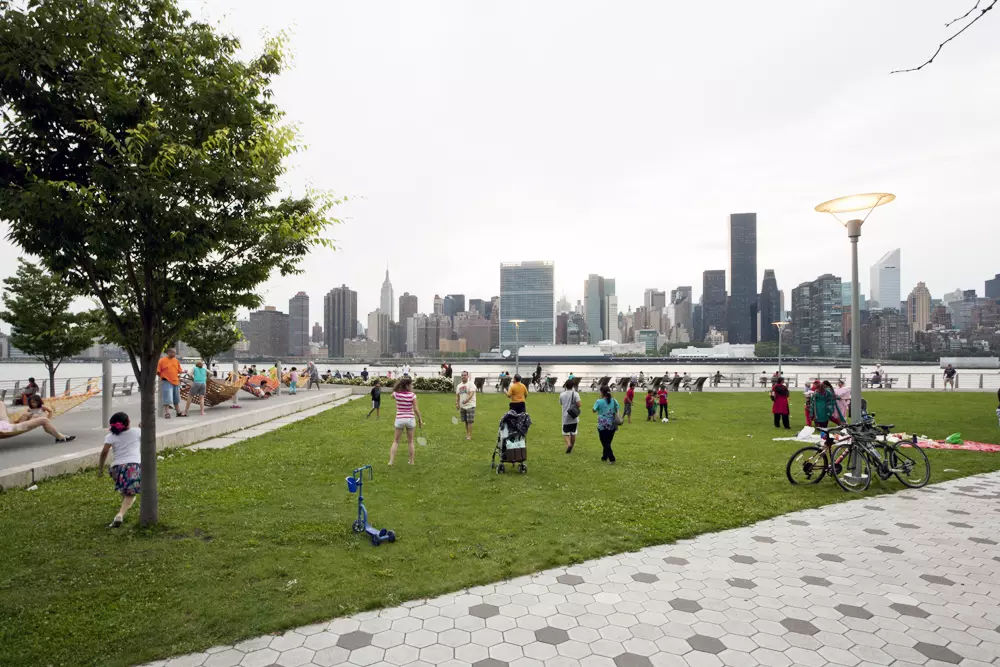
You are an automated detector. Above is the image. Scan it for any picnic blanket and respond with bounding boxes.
[773,428,1000,453]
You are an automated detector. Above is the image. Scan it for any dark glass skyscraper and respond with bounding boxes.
[727,213,757,344]
[758,270,781,342]
[323,285,357,358]
[702,270,727,340]
[500,261,555,346]
[288,292,310,356]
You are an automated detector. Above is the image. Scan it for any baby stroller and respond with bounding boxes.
[492,409,531,474]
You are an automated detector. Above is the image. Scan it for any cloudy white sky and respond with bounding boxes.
[2,1,998,330]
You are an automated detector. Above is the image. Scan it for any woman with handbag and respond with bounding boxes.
[592,384,622,464]
[559,379,582,454]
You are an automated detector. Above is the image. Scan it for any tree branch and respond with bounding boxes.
[946,0,981,27]
[891,0,996,73]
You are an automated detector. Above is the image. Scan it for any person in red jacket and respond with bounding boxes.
[645,389,656,421]
[771,377,790,429]
[624,382,636,424]
[656,386,669,421]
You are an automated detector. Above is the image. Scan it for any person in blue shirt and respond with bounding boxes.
[592,385,621,464]
[182,360,209,416]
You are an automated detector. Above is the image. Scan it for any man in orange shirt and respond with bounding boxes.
[156,348,184,419]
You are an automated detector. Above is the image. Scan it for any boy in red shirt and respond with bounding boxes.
[624,382,636,424]
[656,386,669,422]
[645,389,656,421]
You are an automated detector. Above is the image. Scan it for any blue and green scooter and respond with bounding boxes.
[346,465,396,547]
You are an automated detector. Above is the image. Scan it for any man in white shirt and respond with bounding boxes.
[402,363,411,377]
[455,370,477,440]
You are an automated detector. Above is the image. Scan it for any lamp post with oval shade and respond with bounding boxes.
[814,193,895,425]
[508,319,526,376]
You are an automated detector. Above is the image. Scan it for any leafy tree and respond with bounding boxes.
[754,341,800,358]
[0,260,99,397]
[0,0,340,525]
[182,311,243,367]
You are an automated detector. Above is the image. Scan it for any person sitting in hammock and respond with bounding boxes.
[0,400,75,442]
[14,394,53,422]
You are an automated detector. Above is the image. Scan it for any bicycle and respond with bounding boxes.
[829,420,930,492]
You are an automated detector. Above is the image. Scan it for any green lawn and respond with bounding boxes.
[1,391,998,667]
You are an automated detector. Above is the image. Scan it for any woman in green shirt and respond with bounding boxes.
[182,360,210,416]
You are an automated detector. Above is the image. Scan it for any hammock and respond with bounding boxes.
[0,383,99,440]
[179,375,247,408]
[242,374,278,399]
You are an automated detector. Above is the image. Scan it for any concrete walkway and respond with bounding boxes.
[141,473,1000,667]
[0,387,354,489]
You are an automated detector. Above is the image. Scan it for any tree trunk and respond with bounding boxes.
[138,358,158,526]
[47,363,56,398]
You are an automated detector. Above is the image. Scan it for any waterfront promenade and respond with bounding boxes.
[0,386,355,490]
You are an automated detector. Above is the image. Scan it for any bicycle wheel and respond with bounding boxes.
[786,446,828,485]
[831,444,871,492]
[889,443,931,488]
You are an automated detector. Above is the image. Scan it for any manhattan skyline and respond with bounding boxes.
[1,1,997,331]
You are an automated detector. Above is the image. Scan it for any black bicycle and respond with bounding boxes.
[829,421,930,492]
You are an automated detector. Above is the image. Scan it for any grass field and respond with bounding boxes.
[1,390,998,667]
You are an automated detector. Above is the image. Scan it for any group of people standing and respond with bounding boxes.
[769,376,850,430]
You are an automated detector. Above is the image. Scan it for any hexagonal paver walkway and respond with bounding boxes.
[138,472,1000,667]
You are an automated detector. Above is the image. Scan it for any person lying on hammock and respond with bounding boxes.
[0,400,75,442]
[13,394,53,422]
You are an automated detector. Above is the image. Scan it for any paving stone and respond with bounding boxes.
[470,604,502,619]
[726,579,756,590]
[780,618,819,635]
[668,598,702,613]
[686,635,725,654]
[817,553,844,563]
[472,659,509,667]
[336,630,373,650]
[752,536,776,543]
[800,576,831,587]
[874,545,903,554]
[835,604,873,620]
[913,641,964,663]
[662,557,688,566]
[729,555,756,565]
[788,520,808,526]
[895,523,919,529]
[947,522,972,528]
[557,574,585,586]
[863,528,888,535]
[613,653,653,667]
[534,626,569,645]
[970,537,997,545]
[632,573,658,583]
[890,603,929,619]
[919,574,955,586]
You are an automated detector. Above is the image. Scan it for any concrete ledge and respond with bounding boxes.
[0,388,352,491]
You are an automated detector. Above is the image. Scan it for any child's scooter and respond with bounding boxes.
[346,465,396,547]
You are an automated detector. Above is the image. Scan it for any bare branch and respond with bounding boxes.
[946,0,981,28]
[891,0,996,73]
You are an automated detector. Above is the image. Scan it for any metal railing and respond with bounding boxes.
[0,375,138,406]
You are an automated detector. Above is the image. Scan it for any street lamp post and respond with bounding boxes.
[815,193,895,424]
[508,319,525,376]
[772,321,789,374]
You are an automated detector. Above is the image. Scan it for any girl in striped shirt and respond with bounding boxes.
[389,377,423,465]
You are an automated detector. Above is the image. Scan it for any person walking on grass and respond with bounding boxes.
[559,379,582,454]
[181,359,208,416]
[367,379,382,419]
[506,373,528,414]
[157,348,184,419]
[645,389,656,421]
[624,381,636,424]
[943,364,957,391]
[97,412,141,528]
[770,376,790,429]
[593,385,621,463]
[389,377,423,466]
[656,384,669,421]
[455,370,477,440]
[809,380,843,428]
[288,367,299,395]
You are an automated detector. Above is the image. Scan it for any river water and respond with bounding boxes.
[3,360,997,390]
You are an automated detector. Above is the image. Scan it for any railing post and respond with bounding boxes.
[907,374,911,389]
[955,374,959,389]
[931,374,935,389]
[274,360,281,396]
[65,378,71,395]
[980,374,984,389]
[101,355,112,428]
[231,360,241,409]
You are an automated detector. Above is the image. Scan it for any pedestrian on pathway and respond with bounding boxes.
[593,385,621,463]
[559,379,582,454]
[455,370,477,440]
[645,389,656,421]
[182,360,208,416]
[770,377,790,429]
[360,367,369,381]
[0,400,74,441]
[367,380,381,419]
[211,362,219,378]
[97,412,141,528]
[288,367,299,395]
[810,380,843,428]
[506,374,528,414]
[943,364,957,391]
[389,377,423,466]
[306,361,322,390]
[20,377,39,405]
[624,381,636,424]
[656,385,669,421]
[157,348,184,419]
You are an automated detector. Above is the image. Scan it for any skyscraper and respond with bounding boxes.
[790,275,845,356]
[248,306,290,358]
[367,310,390,356]
[583,274,616,343]
[500,261,555,347]
[323,285,357,358]
[986,274,1000,300]
[870,248,901,310]
[311,322,323,344]
[668,287,693,337]
[605,294,619,342]
[906,282,932,339]
[380,269,395,322]
[469,298,487,316]
[644,289,667,311]
[288,292,309,356]
[727,213,757,344]
[433,295,443,315]
[702,270,727,341]
[399,292,418,325]
[758,270,781,342]
[443,294,466,318]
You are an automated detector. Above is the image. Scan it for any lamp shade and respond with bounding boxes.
[815,193,895,214]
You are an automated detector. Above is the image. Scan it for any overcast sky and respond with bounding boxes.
[2,1,998,331]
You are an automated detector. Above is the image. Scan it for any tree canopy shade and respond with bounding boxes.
[182,311,243,366]
[0,0,341,524]
[0,259,99,397]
